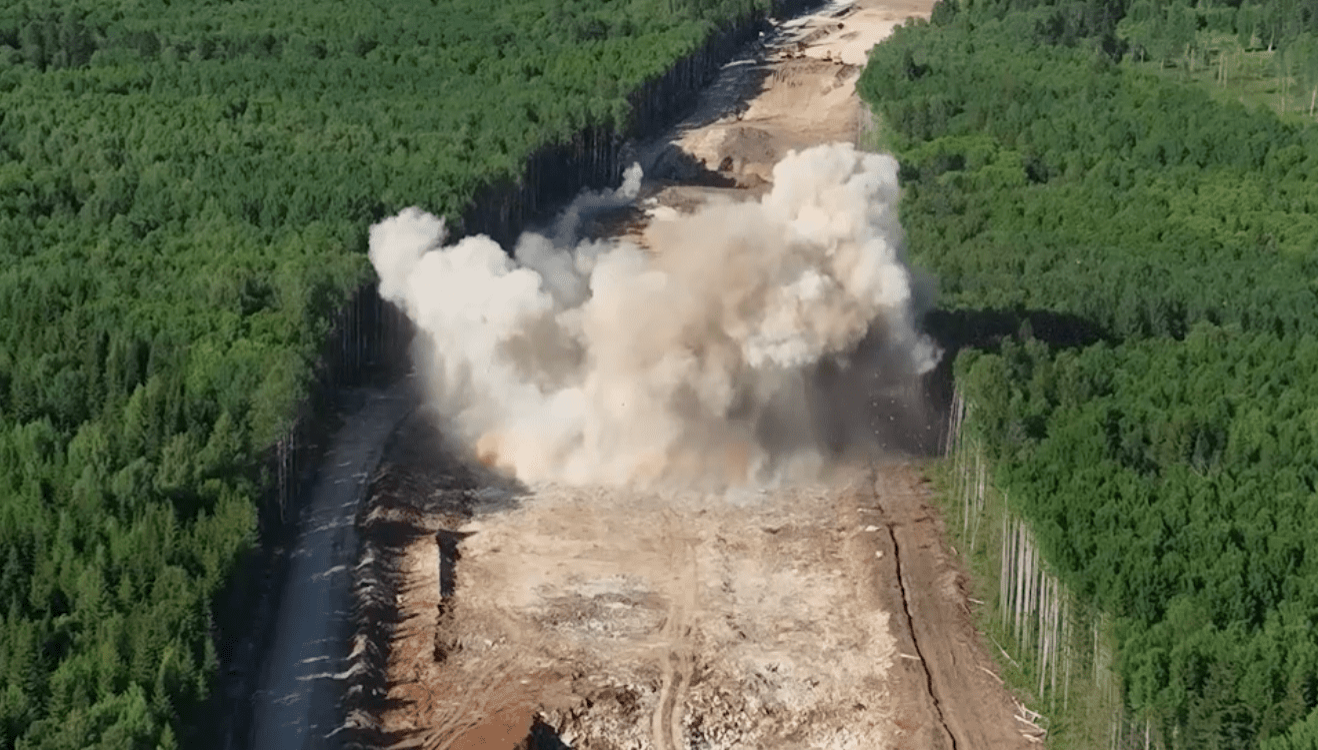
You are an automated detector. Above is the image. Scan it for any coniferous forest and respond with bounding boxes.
[6,0,1318,747]
[858,0,1318,747]
[0,1,773,747]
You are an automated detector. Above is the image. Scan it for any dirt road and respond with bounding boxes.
[866,463,1041,749]
[249,385,413,750]
[636,0,929,194]
[370,1,1040,748]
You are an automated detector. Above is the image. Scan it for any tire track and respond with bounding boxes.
[652,511,698,750]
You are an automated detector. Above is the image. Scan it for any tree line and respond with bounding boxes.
[860,0,1318,746]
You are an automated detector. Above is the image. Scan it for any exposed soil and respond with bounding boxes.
[369,426,1036,749]
[865,464,1041,749]
[632,0,930,205]
[407,465,899,750]
[367,2,1041,748]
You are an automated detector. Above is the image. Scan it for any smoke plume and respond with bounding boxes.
[369,143,939,487]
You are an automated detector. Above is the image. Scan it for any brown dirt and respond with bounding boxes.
[637,0,933,201]
[370,1,1042,748]
[864,463,1038,749]
[372,434,1036,749]
[382,456,902,750]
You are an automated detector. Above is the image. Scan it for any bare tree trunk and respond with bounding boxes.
[999,512,1006,625]
[1063,595,1071,712]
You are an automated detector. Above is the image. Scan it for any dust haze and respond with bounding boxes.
[369,143,939,488]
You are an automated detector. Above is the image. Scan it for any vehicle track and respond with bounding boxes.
[651,510,698,750]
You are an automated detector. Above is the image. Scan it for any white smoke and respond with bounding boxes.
[369,143,939,487]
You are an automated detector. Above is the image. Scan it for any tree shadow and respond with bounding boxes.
[923,308,1111,354]
[646,145,742,188]
[918,307,1112,453]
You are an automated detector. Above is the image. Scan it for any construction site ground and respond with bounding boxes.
[366,1,1041,748]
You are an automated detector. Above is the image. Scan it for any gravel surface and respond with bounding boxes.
[249,384,413,750]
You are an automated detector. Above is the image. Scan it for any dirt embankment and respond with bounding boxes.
[362,2,1042,749]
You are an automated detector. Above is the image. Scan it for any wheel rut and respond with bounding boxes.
[651,510,697,750]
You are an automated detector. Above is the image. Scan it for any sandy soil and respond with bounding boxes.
[372,1,1042,748]
[374,440,1036,749]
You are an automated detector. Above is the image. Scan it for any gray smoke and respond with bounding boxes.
[369,143,939,488]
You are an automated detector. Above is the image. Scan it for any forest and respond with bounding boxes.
[858,0,1318,746]
[0,1,775,747]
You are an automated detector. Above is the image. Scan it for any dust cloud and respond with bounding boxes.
[369,143,939,488]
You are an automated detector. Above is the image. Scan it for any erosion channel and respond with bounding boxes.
[338,2,1039,749]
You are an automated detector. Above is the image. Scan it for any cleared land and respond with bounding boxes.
[370,2,1039,748]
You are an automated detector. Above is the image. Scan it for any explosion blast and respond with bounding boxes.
[369,143,939,488]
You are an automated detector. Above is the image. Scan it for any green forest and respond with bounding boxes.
[1118,0,1318,120]
[858,0,1318,746]
[0,0,771,747]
